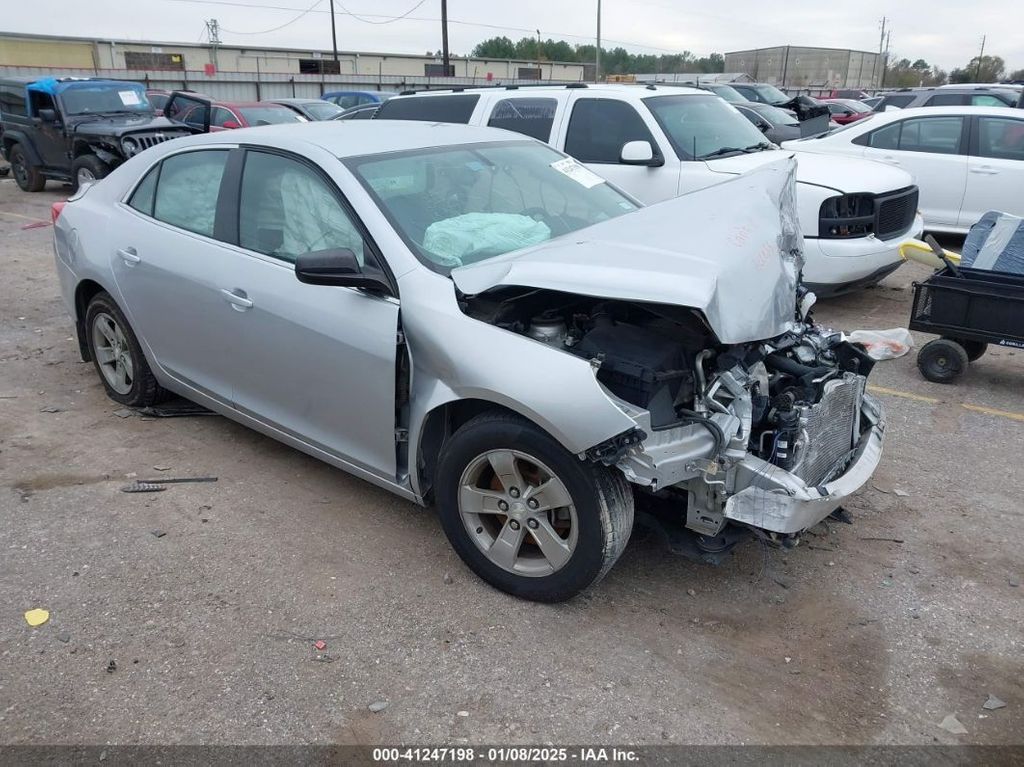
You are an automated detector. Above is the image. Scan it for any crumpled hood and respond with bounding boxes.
[706,148,913,194]
[71,115,189,138]
[452,157,803,345]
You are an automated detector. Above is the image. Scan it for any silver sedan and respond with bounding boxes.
[53,122,884,601]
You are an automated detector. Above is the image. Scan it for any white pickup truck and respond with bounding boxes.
[375,83,924,295]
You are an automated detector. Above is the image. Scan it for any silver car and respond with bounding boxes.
[52,122,885,602]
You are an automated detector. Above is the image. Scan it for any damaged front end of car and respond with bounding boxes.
[451,158,885,555]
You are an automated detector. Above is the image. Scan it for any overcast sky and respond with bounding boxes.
[5,0,1019,73]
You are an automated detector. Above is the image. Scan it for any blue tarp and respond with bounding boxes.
[960,211,1024,275]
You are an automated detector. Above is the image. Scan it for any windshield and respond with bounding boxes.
[753,104,799,126]
[708,85,746,103]
[644,94,770,159]
[751,84,790,104]
[346,142,638,271]
[59,82,152,115]
[304,101,344,120]
[238,106,305,126]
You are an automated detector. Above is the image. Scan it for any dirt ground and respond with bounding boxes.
[0,174,1021,747]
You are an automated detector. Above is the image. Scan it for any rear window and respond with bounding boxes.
[238,106,303,126]
[487,97,557,141]
[0,84,28,117]
[376,95,480,124]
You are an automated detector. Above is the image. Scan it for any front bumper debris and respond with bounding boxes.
[723,395,885,535]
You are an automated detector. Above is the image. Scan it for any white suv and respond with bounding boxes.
[376,84,924,295]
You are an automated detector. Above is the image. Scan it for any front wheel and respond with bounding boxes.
[71,154,110,191]
[435,411,634,602]
[918,338,969,384]
[9,144,45,192]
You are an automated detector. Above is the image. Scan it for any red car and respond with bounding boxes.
[178,100,306,131]
[821,99,874,125]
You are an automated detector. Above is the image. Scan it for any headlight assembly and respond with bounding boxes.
[121,137,140,158]
[818,193,874,238]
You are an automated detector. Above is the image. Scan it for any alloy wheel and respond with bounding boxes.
[458,449,578,577]
[91,312,134,395]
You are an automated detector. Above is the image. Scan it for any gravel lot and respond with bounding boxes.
[1,175,1021,747]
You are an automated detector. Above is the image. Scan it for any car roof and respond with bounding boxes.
[854,104,1024,122]
[216,101,293,108]
[392,83,706,100]
[163,120,535,157]
[269,98,331,105]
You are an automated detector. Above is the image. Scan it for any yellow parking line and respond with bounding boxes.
[869,384,1024,423]
[867,384,940,404]
[961,403,1024,423]
[0,210,49,223]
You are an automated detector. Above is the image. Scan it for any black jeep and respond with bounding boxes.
[0,77,196,192]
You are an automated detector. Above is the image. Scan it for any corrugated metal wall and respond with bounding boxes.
[0,66,579,101]
[0,40,94,68]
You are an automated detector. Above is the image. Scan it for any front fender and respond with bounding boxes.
[398,269,637,498]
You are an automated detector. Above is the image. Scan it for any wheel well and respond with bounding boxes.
[416,399,523,504]
[72,141,96,159]
[73,279,106,361]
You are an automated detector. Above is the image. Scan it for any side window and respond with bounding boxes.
[0,85,28,117]
[337,94,359,109]
[487,98,558,142]
[28,91,56,117]
[375,95,479,123]
[152,150,229,237]
[128,164,160,216]
[977,118,1024,161]
[972,94,1008,107]
[864,122,901,149]
[180,106,207,129]
[238,151,368,265]
[878,95,915,110]
[897,116,963,154]
[212,107,235,127]
[924,93,966,107]
[565,98,658,164]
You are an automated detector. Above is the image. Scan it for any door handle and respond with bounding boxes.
[970,167,999,175]
[881,155,901,165]
[220,288,253,311]
[117,247,141,265]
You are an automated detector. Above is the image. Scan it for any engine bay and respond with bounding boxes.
[460,286,876,487]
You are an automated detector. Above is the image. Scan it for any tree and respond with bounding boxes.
[950,55,1006,83]
[1005,68,1024,82]
[471,36,517,59]
[884,56,947,87]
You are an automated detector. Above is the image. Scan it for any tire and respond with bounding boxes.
[9,144,45,192]
[71,155,110,192]
[944,337,987,362]
[435,411,634,602]
[84,291,169,407]
[917,338,969,384]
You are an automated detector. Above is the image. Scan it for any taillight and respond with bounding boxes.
[51,201,67,223]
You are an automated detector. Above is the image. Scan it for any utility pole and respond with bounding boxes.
[441,0,450,76]
[881,29,891,87]
[595,0,601,82]
[329,0,338,64]
[205,19,221,68]
[975,35,986,80]
[875,16,886,88]
[536,29,542,76]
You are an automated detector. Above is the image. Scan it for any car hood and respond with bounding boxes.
[452,157,803,345]
[706,148,912,194]
[71,115,190,138]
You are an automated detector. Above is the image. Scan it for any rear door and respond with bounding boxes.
[111,147,239,402]
[556,95,679,204]
[859,115,968,227]
[164,92,211,133]
[960,115,1024,226]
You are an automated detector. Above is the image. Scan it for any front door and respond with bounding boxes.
[219,149,400,478]
[30,91,67,168]
[111,147,239,403]
[960,115,1024,228]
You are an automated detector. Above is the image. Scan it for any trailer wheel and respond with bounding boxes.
[918,338,969,383]
[943,337,987,362]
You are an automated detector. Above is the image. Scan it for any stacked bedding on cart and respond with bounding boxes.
[960,211,1024,274]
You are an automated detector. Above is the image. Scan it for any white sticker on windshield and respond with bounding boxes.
[119,90,142,106]
[550,157,605,189]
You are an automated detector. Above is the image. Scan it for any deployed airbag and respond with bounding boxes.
[423,213,551,266]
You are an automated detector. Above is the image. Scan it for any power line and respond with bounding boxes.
[217,0,325,35]
[162,0,687,54]
[333,0,429,25]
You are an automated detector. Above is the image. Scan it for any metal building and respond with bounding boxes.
[724,46,884,90]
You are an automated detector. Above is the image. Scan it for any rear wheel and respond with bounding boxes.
[85,292,168,407]
[918,338,969,384]
[944,337,987,362]
[71,155,110,191]
[9,144,45,192]
[435,412,634,602]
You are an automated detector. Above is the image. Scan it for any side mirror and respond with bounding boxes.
[619,140,662,167]
[757,121,771,133]
[39,108,58,123]
[221,120,241,129]
[295,248,392,295]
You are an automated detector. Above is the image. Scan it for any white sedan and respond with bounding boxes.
[783,106,1024,233]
